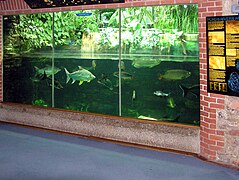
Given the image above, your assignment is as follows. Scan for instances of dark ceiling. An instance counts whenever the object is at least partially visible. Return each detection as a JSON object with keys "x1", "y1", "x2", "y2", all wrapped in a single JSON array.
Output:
[{"x1": 24, "y1": 0, "x2": 124, "y2": 9}]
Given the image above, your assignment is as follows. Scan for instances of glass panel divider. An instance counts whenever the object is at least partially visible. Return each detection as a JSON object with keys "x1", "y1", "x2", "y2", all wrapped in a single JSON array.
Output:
[
  {"x1": 118, "y1": 8, "x2": 122, "y2": 116},
  {"x1": 51, "y1": 12, "x2": 55, "y2": 108}
]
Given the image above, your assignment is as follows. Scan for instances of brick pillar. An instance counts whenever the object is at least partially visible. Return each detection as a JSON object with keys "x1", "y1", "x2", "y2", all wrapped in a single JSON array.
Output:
[
  {"x1": 0, "y1": 15, "x2": 2, "y2": 102},
  {"x1": 198, "y1": 1, "x2": 225, "y2": 162},
  {"x1": 199, "y1": 1, "x2": 239, "y2": 168}
]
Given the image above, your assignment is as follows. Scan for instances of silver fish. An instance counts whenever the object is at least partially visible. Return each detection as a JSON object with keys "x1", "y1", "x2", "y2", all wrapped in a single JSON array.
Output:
[
  {"x1": 64, "y1": 66, "x2": 95, "y2": 85},
  {"x1": 153, "y1": 90, "x2": 170, "y2": 97},
  {"x1": 97, "y1": 74, "x2": 113, "y2": 90},
  {"x1": 34, "y1": 65, "x2": 61, "y2": 77},
  {"x1": 132, "y1": 90, "x2": 136, "y2": 101},
  {"x1": 179, "y1": 84, "x2": 199, "y2": 98},
  {"x1": 138, "y1": 115, "x2": 157, "y2": 121}
]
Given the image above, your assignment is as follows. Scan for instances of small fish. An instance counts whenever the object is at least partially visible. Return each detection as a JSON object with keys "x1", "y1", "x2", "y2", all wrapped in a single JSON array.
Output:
[
  {"x1": 118, "y1": 61, "x2": 125, "y2": 71},
  {"x1": 138, "y1": 115, "x2": 157, "y2": 121},
  {"x1": 92, "y1": 60, "x2": 96, "y2": 70},
  {"x1": 31, "y1": 71, "x2": 48, "y2": 82},
  {"x1": 158, "y1": 115, "x2": 180, "y2": 122},
  {"x1": 153, "y1": 90, "x2": 170, "y2": 97},
  {"x1": 82, "y1": 60, "x2": 97, "y2": 71},
  {"x1": 179, "y1": 84, "x2": 200, "y2": 98},
  {"x1": 65, "y1": 66, "x2": 95, "y2": 85},
  {"x1": 30, "y1": 77, "x2": 41, "y2": 83},
  {"x1": 97, "y1": 73, "x2": 113, "y2": 90},
  {"x1": 167, "y1": 97, "x2": 176, "y2": 108},
  {"x1": 113, "y1": 71, "x2": 133, "y2": 80},
  {"x1": 46, "y1": 77, "x2": 63, "y2": 89},
  {"x1": 132, "y1": 90, "x2": 136, "y2": 101}
]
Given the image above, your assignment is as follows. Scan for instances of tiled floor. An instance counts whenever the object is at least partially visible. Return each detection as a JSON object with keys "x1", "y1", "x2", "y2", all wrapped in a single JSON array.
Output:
[{"x1": 0, "y1": 123, "x2": 238, "y2": 180}]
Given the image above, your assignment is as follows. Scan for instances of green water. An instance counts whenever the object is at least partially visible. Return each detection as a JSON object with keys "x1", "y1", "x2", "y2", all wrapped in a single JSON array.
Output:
[{"x1": 3, "y1": 55, "x2": 199, "y2": 125}]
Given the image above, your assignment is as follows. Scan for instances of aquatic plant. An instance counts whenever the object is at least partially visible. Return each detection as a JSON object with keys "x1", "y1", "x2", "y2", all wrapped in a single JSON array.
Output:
[
  {"x1": 99, "y1": 5, "x2": 198, "y2": 54},
  {"x1": 4, "y1": 4, "x2": 198, "y2": 55},
  {"x1": 32, "y1": 99, "x2": 48, "y2": 107},
  {"x1": 64, "y1": 105, "x2": 80, "y2": 111},
  {"x1": 64, "y1": 103, "x2": 89, "y2": 112},
  {"x1": 153, "y1": 4, "x2": 198, "y2": 33},
  {"x1": 4, "y1": 10, "x2": 99, "y2": 54}
]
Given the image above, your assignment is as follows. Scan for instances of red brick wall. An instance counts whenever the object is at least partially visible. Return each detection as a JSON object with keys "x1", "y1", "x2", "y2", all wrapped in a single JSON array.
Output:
[
  {"x1": 0, "y1": 15, "x2": 2, "y2": 102},
  {"x1": 1, "y1": 0, "x2": 237, "y2": 167}
]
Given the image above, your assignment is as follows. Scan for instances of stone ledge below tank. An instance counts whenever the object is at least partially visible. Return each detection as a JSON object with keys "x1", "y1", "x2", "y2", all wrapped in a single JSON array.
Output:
[{"x1": 0, "y1": 103, "x2": 200, "y2": 153}]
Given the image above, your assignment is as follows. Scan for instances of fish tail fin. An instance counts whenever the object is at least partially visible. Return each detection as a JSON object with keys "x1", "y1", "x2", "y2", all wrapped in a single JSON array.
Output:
[
  {"x1": 158, "y1": 74, "x2": 163, "y2": 80},
  {"x1": 64, "y1": 68, "x2": 71, "y2": 84},
  {"x1": 179, "y1": 85, "x2": 189, "y2": 97},
  {"x1": 191, "y1": 91, "x2": 199, "y2": 98}
]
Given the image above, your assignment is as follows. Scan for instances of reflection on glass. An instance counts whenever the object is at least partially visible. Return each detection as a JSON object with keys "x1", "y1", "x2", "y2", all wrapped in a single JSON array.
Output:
[
  {"x1": 52, "y1": 10, "x2": 119, "y2": 116},
  {"x1": 3, "y1": 14, "x2": 53, "y2": 107},
  {"x1": 3, "y1": 4, "x2": 199, "y2": 125},
  {"x1": 119, "y1": 5, "x2": 199, "y2": 125}
]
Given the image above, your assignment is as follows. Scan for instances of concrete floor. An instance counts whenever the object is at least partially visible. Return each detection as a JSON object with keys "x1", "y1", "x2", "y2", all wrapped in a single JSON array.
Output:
[{"x1": 0, "y1": 123, "x2": 238, "y2": 180}]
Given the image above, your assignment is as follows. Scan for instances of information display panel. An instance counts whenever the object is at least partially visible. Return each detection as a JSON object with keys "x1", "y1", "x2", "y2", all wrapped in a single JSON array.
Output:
[{"x1": 207, "y1": 15, "x2": 239, "y2": 96}]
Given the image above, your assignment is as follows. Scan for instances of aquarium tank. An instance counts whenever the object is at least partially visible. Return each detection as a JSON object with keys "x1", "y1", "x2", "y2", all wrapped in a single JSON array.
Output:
[{"x1": 3, "y1": 4, "x2": 200, "y2": 125}]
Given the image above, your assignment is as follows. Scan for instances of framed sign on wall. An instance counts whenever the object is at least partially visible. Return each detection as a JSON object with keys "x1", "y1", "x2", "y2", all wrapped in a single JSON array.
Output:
[{"x1": 207, "y1": 15, "x2": 239, "y2": 96}]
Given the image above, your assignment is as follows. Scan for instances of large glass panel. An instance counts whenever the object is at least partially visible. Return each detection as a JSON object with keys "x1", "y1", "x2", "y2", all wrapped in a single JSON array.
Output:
[
  {"x1": 53, "y1": 10, "x2": 119, "y2": 116},
  {"x1": 3, "y1": 4, "x2": 199, "y2": 125},
  {"x1": 3, "y1": 14, "x2": 53, "y2": 107},
  {"x1": 120, "y1": 5, "x2": 200, "y2": 125}
]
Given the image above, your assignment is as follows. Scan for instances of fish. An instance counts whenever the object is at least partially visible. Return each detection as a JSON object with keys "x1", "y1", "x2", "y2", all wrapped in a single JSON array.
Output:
[
  {"x1": 64, "y1": 66, "x2": 95, "y2": 85},
  {"x1": 138, "y1": 115, "x2": 157, "y2": 121},
  {"x1": 81, "y1": 60, "x2": 96, "y2": 71},
  {"x1": 31, "y1": 71, "x2": 48, "y2": 82},
  {"x1": 31, "y1": 71, "x2": 63, "y2": 89},
  {"x1": 46, "y1": 77, "x2": 63, "y2": 89},
  {"x1": 132, "y1": 58, "x2": 161, "y2": 68},
  {"x1": 138, "y1": 115, "x2": 180, "y2": 122},
  {"x1": 158, "y1": 115, "x2": 180, "y2": 122},
  {"x1": 113, "y1": 71, "x2": 133, "y2": 80},
  {"x1": 34, "y1": 65, "x2": 61, "y2": 77},
  {"x1": 82, "y1": 60, "x2": 97, "y2": 71},
  {"x1": 153, "y1": 90, "x2": 170, "y2": 97},
  {"x1": 158, "y1": 69, "x2": 191, "y2": 80},
  {"x1": 118, "y1": 61, "x2": 125, "y2": 70},
  {"x1": 30, "y1": 76, "x2": 42, "y2": 83},
  {"x1": 132, "y1": 90, "x2": 136, "y2": 101},
  {"x1": 97, "y1": 73, "x2": 113, "y2": 90},
  {"x1": 167, "y1": 97, "x2": 176, "y2": 108},
  {"x1": 92, "y1": 60, "x2": 96, "y2": 70},
  {"x1": 179, "y1": 84, "x2": 200, "y2": 98}
]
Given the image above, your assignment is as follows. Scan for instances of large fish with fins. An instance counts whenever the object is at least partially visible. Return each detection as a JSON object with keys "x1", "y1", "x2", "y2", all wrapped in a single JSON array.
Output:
[
  {"x1": 64, "y1": 66, "x2": 95, "y2": 85},
  {"x1": 158, "y1": 69, "x2": 191, "y2": 81},
  {"x1": 179, "y1": 84, "x2": 199, "y2": 98},
  {"x1": 34, "y1": 65, "x2": 61, "y2": 77}
]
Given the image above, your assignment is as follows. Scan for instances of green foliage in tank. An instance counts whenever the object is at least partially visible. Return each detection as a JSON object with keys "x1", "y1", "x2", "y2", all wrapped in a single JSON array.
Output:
[
  {"x1": 4, "y1": 4, "x2": 198, "y2": 55},
  {"x1": 4, "y1": 11, "x2": 99, "y2": 54},
  {"x1": 32, "y1": 99, "x2": 48, "y2": 107},
  {"x1": 98, "y1": 5, "x2": 198, "y2": 54}
]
